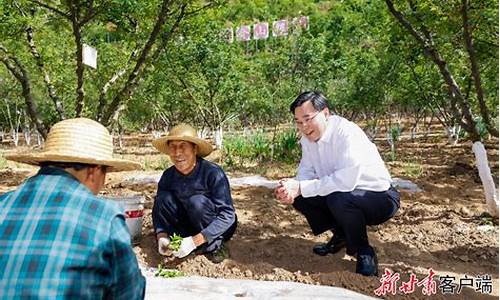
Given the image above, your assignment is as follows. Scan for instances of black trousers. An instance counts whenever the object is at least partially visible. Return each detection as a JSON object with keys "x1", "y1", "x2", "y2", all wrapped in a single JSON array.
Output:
[
  {"x1": 293, "y1": 187, "x2": 400, "y2": 254},
  {"x1": 152, "y1": 191, "x2": 237, "y2": 253}
]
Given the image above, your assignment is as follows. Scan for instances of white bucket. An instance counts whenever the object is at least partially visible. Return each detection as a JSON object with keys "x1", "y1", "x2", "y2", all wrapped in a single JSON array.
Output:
[{"x1": 104, "y1": 195, "x2": 145, "y2": 245}]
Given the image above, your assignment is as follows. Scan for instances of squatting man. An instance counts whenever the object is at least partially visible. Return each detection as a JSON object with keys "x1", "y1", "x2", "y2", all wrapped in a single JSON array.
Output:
[
  {"x1": 275, "y1": 91, "x2": 400, "y2": 276},
  {"x1": 152, "y1": 124, "x2": 237, "y2": 263}
]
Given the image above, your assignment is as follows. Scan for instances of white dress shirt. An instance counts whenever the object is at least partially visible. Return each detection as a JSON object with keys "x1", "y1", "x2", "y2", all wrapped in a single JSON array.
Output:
[{"x1": 297, "y1": 115, "x2": 392, "y2": 198}]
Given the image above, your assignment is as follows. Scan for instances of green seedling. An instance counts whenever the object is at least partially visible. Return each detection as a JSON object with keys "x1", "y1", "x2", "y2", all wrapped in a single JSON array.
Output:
[
  {"x1": 155, "y1": 264, "x2": 184, "y2": 278},
  {"x1": 478, "y1": 213, "x2": 495, "y2": 226},
  {"x1": 169, "y1": 233, "x2": 183, "y2": 252}
]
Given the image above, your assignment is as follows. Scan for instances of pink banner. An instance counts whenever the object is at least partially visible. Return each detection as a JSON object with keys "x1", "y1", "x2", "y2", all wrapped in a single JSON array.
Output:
[
  {"x1": 253, "y1": 22, "x2": 269, "y2": 40},
  {"x1": 236, "y1": 25, "x2": 251, "y2": 41},
  {"x1": 272, "y1": 20, "x2": 288, "y2": 37},
  {"x1": 292, "y1": 16, "x2": 309, "y2": 32}
]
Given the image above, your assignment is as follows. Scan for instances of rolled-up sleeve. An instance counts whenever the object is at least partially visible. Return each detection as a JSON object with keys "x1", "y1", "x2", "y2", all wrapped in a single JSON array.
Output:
[{"x1": 200, "y1": 170, "x2": 235, "y2": 243}]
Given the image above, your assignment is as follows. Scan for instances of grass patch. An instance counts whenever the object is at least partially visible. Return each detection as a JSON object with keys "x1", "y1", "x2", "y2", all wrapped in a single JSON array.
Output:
[
  {"x1": 223, "y1": 159, "x2": 298, "y2": 179},
  {"x1": 477, "y1": 212, "x2": 497, "y2": 226},
  {"x1": 143, "y1": 156, "x2": 171, "y2": 171},
  {"x1": 222, "y1": 128, "x2": 300, "y2": 168},
  {"x1": 400, "y1": 160, "x2": 424, "y2": 179},
  {"x1": 0, "y1": 152, "x2": 8, "y2": 169}
]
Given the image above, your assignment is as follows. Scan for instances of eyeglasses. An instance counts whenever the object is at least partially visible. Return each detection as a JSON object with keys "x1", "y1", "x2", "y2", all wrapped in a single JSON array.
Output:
[{"x1": 295, "y1": 111, "x2": 321, "y2": 128}]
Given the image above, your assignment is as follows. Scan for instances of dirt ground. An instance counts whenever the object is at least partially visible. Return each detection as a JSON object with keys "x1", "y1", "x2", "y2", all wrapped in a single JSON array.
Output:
[{"x1": 1, "y1": 133, "x2": 498, "y2": 299}]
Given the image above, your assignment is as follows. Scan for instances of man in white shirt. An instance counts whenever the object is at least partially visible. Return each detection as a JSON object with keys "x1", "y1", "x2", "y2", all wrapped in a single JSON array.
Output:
[{"x1": 275, "y1": 91, "x2": 400, "y2": 276}]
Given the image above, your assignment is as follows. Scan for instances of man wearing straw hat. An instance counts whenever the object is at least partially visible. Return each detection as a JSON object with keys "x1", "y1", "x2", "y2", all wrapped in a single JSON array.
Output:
[
  {"x1": 152, "y1": 124, "x2": 237, "y2": 263},
  {"x1": 0, "y1": 118, "x2": 145, "y2": 299}
]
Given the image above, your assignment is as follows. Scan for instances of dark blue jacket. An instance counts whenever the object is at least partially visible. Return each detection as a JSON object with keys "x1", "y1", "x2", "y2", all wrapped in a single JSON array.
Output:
[{"x1": 156, "y1": 158, "x2": 236, "y2": 243}]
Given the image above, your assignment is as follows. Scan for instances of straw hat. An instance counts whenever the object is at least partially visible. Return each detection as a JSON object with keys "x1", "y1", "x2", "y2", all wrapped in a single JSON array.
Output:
[
  {"x1": 152, "y1": 124, "x2": 213, "y2": 157},
  {"x1": 5, "y1": 118, "x2": 141, "y2": 172}
]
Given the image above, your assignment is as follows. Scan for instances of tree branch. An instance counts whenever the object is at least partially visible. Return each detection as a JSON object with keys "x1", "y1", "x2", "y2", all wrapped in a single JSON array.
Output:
[
  {"x1": 461, "y1": 0, "x2": 498, "y2": 136},
  {"x1": 174, "y1": 72, "x2": 211, "y2": 126},
  {"x1": 99, "y1": 0, "x2": 174, "y2": 126},
  {"x1": 68, "y1": 0, "x2": 85, "y2": 116},
  {"x1": 385, "y1": 0, "x2": 480, "y2": 141},
  {"x1": 79, "y1": 0, "x2": 109, "y2": 26},
  {"x1": 408, "y1": 0, "x2": 433, "y2": 42},
  {"x1": 385, "y1": 0, "x2": 429, "y2": 48},
  {"x1": 96, "y1": 48, "x2": 139, "y2": 119},
  {"x1": 25, "y1": 26, "x2": 66, "y2": 119},
  {"x1": 150, "y1": 3, "x2": 187, "y2": 62},
  {"x1": 29, "y1": 0, "x2": 70, "y2": 18},
  {"x1": 78, "y1": 0, "x2": 95, "y2": 26},
  {"x1": 0, "y1": 45, "x2": 48, "y2": 138},
  {"x1": 184, "y1": 2, "x2": 214, "y2": 17}
]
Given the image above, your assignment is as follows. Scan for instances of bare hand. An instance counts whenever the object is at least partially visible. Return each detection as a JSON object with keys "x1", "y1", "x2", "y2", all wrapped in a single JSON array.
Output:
[
  {"x1": 275, "y1": 179, "x2": 300, "y2": 205},
  {"x1": 275, "y1": 183, "x2": 287, "y2": 200}
]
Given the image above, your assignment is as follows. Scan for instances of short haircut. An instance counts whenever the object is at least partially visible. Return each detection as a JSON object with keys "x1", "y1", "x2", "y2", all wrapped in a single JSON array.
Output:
[
  {"x1": 40, "y1": 162, "x2": 97, "y2": 171},
  {"x1": 289, "y1": 91, "x2": 329, "y2": 114}
]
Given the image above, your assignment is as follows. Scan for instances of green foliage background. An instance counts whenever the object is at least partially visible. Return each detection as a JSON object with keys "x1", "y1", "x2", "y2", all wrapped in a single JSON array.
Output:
[{"x1": 0, "y1": 0, "x2": 498, "y2": 137}]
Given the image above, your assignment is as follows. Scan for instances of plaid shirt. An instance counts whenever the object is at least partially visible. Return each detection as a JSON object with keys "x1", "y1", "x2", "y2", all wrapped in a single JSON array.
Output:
[{"x1": 0, "y1": 167, "x2": 145, "y2": 299}]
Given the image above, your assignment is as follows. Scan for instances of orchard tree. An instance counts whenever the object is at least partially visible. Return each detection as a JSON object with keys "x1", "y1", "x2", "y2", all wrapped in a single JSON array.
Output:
[
  {"x1": 385, "y1": 0, "x2": 498, "y2": 216},
  {"x1": 0, "y1": 0, "x2": 217, "y2": 138}
]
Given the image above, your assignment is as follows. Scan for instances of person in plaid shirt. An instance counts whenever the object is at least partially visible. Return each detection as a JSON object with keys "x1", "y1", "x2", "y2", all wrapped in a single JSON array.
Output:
[{"x1": 0, "y1": 118, "x2": 145, "y2": 299}]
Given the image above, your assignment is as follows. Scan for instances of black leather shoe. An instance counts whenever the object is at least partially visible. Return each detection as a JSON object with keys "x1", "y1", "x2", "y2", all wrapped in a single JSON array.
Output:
[
  {"x1": 313, "y1": 235, "x2": 347, "y2": 256},
  {"x1": 356, "y1": 246, "x2": 378, "y2": 276}
]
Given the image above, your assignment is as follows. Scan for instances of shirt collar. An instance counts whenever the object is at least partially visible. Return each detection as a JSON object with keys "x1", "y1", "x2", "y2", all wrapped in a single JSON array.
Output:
[
  {"x1": 38, "y1": 166, "x2": 78, "y2": 179},
  {"x1": 174, "y1": 157, "x2": 202, "y2": 178},
  {"x1": 37, "y1": 166, "x2": 84, "y2": 186},
  {"x1": 317, "y1": 115, "x2": 335, "y2": 144}
]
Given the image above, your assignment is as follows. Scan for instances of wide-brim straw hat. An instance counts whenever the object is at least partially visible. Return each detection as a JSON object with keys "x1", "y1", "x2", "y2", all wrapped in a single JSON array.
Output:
[
  {"x1": 152, "y1": 123, "x2": 213, "y2": 157},
  {"x1": 5, "y1": 118, "x2": 141, "y2": 172}
]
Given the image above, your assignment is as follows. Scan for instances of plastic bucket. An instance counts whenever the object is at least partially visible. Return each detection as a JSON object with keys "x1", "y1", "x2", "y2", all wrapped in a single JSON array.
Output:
[{"x1": 104, "y1": 195, "x2": 145, "y2": 245}]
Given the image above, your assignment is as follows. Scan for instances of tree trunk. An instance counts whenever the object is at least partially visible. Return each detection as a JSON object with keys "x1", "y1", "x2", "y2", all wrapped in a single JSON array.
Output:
[
  {"x1": 0, "y1": 46, "x2": 48, "y2": 138},
  {"x1": 385, "y1": 0, "x2": 498, "y2": 218},
  {"x1": 36, "y1": 131, "x2": 43, "y2": 146},
  {"x1": 472, "y1": 142, "x2": 498, "y2": 217},
  {"x1": 461, "y1": 0, "x2": 498, "y2": 137},
  {"x1": 214, "y1": 126, "x2": 223, "y2": 150},
  {"x1": 99, "y1": 0, "x2": 173, "y2": 126},
  {"x1": 385, "y1": 0, "x2": 480, "y2": 141},
  {"x1": 70, "y1": 6, "x2": 85, "y2": 116}
]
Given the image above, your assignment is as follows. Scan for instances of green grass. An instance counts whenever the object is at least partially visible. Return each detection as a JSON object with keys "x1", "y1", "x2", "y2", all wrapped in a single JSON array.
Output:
[
  {"x1": 477, "y1": 212, "x2": 497, "y2": 226},
  {"x1": 401, "y1": 160, "x2": 424, "y2": 179},
  {"x1": 143, "y1": 156, "x2": 171, "y2": 171},
  {"x1": 0, "y1": 152, "x2": 8, "y2": 169},
  {"x1": 222, "y1": 128, "x2": 300, "y2": 168}
]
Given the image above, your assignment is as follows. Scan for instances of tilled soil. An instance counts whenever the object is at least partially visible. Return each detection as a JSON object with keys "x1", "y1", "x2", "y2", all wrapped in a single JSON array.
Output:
[
  {"x1": 131, "y1": 185, "x2": 498, "y2": 300},
  {"x1": 128, "y1": 139, "x2": 499, "y2": 300},
  {"x1": 1, "y1": 136, "x2": 498, "y2": 299}
]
